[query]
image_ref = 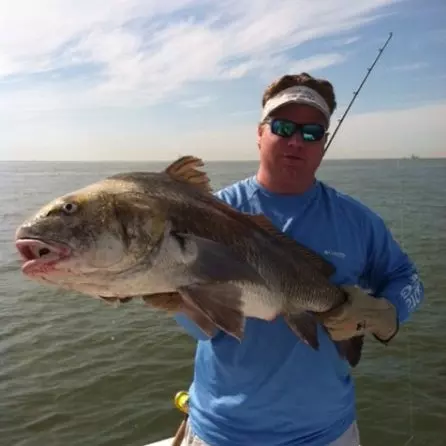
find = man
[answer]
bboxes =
[172,73,424,445]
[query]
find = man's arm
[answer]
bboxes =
[360,212,424,324]
[318,212,424,343]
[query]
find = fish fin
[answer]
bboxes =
[142,292,184,312]
[334,336,365,368]
[172,232,265,285]
[248,214,336,278]
[164,156,212,193]
[178,283,245,341]
[97,296,121,307]
[98,296,134,307]
[119,297,133,303]
[142,292,218,336]
[180,298,220,338]
[283,312,320,349]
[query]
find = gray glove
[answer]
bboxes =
[317,285,399,343]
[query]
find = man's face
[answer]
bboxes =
[257,103,328,184]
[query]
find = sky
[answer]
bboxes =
[0,0,445,161]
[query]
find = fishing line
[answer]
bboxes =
[397,159,415,446]
[323,32,393,155]
[323,32,418,444]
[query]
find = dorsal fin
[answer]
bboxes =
[164,156,212,193]
[248,214,336,278]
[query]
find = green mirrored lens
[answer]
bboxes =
[270,119,325,142]
[272,120,296,137]
[301,124,325,142]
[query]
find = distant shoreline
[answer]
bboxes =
[2,157,445,163]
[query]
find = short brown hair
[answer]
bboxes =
[261,72,337,115]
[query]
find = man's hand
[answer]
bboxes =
[317,285,399,344]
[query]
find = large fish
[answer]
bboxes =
[15,156,364,366]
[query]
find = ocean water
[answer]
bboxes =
[1,158,445,446]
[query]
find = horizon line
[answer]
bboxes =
[0,156,442,163]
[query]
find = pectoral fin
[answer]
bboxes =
[178,282,245,341]
[172,232,266,285]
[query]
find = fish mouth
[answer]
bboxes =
[15,238,72,274]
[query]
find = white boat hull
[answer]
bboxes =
[145,437,173,446]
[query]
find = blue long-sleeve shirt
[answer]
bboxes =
[174,176,424,446]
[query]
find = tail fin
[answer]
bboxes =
[285,312,365,367]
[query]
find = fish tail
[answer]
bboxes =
[284,312,365,367]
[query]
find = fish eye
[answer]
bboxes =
[62,202,78,214]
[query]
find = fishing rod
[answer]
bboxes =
[323,31,394,155]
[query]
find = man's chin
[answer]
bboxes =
[279,156,307,169]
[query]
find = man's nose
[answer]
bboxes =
[287,131,304,148]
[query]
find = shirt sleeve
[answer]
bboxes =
[361,212,425,324]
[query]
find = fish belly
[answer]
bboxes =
[240,286,281,321]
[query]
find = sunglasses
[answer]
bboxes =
[265,117,326,142]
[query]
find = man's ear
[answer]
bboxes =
[257,123,264,150]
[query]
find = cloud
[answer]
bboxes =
[288,53,347,73]
[342,36,361,45]
[0,0,396,111]
[0,1,188,76]
[179,95,214,108]
[4,101,443,161]
[330,35,361,47]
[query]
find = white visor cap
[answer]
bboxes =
[261,85,331,126]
